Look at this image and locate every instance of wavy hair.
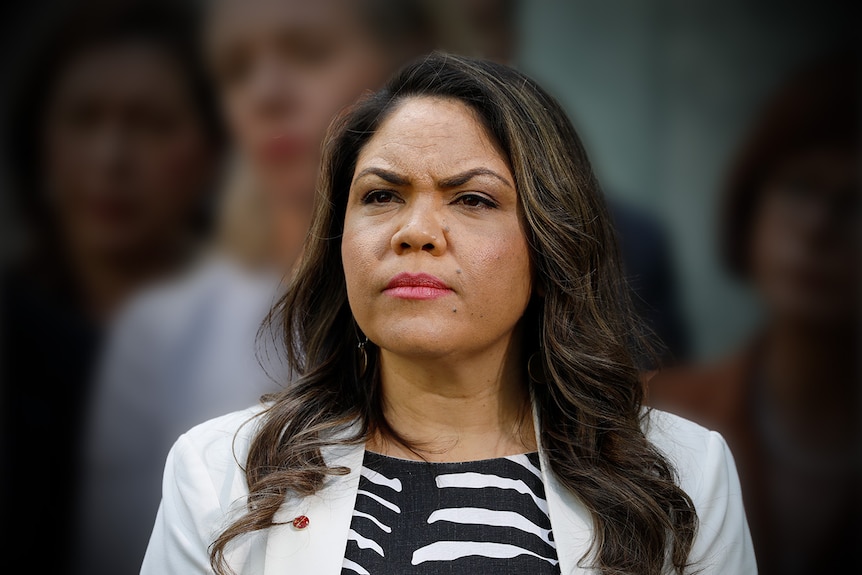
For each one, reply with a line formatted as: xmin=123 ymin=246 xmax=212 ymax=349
xmin=211 ymin=52 xmax=697 ymax=574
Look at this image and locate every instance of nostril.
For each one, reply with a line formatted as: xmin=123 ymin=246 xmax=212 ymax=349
xmin=422 ymin=243 xmax=434 ymax=251
xmin=400 ymin=242 xmax=411 ymax=249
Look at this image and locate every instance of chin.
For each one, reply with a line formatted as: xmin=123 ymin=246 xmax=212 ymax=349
xmin=372 ymin=326 xmax=462 ymax=359
xmin=377 ymin=337 xmax=456 ymax=359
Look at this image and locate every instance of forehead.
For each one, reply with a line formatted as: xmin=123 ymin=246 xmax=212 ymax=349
xmin=52 ymin=42 xmax=187 ymax=104
xmin=207 ymin=0 xmax=357 ymax=44
xmin=355 ymin=97 xmax=509 ymax=175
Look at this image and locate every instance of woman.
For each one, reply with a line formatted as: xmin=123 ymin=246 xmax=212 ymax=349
xmin=1 ymin=1 xmax=221 ymax=572
xmin=647 ymin=50 xmax=859 ymax=575
xmin=142 ymin=53 xmax=755 ymax=575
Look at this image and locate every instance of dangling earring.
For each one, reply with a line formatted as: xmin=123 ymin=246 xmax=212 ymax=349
xmin=527 ymin=333 xmax=546 ymax=384
xmin=527 ymin=352 xmax=544 ymax=384
xmin=357 ymin=336 xmax=369 ymax=377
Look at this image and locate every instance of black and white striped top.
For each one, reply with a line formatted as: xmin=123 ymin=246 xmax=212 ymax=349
xmin=341 ymin=451 xmax=560 ymax=575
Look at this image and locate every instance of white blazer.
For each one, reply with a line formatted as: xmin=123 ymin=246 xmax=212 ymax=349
xmin=141 ymin=405 xmax=757 ymax=574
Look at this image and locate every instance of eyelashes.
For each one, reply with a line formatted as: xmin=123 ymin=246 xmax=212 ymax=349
xmin=455 ymin=194 xmax=498 ymax=209
xmin=360 ymin=190 xmax=499 ymax=209
xmin=361 ymin=190 xmax=398 ymax=204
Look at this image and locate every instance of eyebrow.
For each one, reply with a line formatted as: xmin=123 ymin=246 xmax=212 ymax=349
xmin=353 ymin=167 xmax=410 ymax=187
xmin=438 ymin=168 xmax=514 ymax=189
xmin=352 ymin=167 xmax=514 ymax=189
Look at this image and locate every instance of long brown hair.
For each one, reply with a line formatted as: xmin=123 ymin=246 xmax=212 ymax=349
xmin=211 ymin=52 xmax=698 ymax=575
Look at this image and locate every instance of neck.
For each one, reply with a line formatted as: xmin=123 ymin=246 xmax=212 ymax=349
xmin=369 ymin=344 xmax=535 ymax=462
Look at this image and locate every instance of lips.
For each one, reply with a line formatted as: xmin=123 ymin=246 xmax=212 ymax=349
xmin=383 ymin=272 xmax=453 ymax=300
xmin=257 ymin=134 xmax=311 ymax=163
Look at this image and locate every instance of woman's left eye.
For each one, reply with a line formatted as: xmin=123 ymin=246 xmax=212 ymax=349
xmin=454 ymin=193 xmax=497 ymax=209
xmin=362 ymin=190 xmax=399 ymax=204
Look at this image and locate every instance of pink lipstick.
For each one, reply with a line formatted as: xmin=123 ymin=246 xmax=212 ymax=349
xmin=383 ymin=273 xmax=452 ymax=300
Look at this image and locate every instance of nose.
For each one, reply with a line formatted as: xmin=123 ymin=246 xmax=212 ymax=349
xmin=248 ymin=56 xmax=299 ymax=121
xmin=391 ymin=198 xmax=448 ymax=255
xmin=88 ymin=122 xmax=133 ymax=186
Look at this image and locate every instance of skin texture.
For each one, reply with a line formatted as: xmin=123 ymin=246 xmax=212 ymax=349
xmin=44 ymin=41 xmax=212 ymax=263
xmin=206 ymin=0 xmax=394 ymax=267
xmin=341 ymin=97 xmax=534 ymax=460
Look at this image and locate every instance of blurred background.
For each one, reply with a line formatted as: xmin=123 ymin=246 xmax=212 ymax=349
xmin=2 ymin=0 xmax=856 ymax=362
xmin=516 ymin=0 xmax=856 ymax=361
xmin=0 ymin=1 xmax=857 ymax=574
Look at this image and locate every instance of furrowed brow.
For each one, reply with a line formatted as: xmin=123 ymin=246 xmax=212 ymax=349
xmin=353 ymin=167 xmax=410 ymax=186
xmin=437 ymin=168 xmax=513 ymax=189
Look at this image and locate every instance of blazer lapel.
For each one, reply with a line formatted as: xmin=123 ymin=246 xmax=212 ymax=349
xmin=261 ymin=405 xmax=597 ymax=575
xmin=533 ymin=403 xmax=596 ymax=575
xmin=262 ymin=439 xmax=365 ymax=575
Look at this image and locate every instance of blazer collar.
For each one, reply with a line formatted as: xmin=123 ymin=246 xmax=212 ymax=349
xmin=533 ymin=402 xmax=596 ymax=574
xmin=262 ymin=406 xmax=596 ymax=575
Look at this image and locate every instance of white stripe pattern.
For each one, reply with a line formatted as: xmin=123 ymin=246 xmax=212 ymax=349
xmin=411 ymin=541 xmax=559 ymax=566
xmin=341 ymin=558 xmax=370 ymax=574
xmin=360 ymin=467 xmax=403 ymax=492
xmin=356 ymin=489 xmax=401 ymax=513
xmin=435 ymin=472 xmax=549 ymax=513
xmin=343 ymin=452 xmax=558 ymax=574
xmin=428 ymin=507 xmax=554 ymax=546
xmin=352 ymin=510 xmax=392 ymax=533
xmin=347 ymin=529 xmax=385 ymax=557
xmin=506 ymin=454 xmax=543 ymax=480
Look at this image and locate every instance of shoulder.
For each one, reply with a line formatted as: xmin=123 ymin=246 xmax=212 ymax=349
xmin=156 ymin=406 xmax=269 ymax=531
xmin=111 ymin=255 xmax=233 ymax=330
xmin=142 ymin=404 xmax=273 ymax=573
xmin=101 ymin=253 xmax=281 ymax=372
xmin=642 ymin=407 xmax=715 ymax=451
xmin=642 ymin=408 xmax=757 ymax=573
xmin=642 ymin=407 xmax=735 ymax=492
xmin=172 ymin=404 xmax=270 ymax=473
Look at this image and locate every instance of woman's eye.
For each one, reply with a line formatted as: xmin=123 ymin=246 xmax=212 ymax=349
xmin=455 ymin=194 xmax=497 ymax=208
xmin=362 ymin=190 xmax=398 ymax=204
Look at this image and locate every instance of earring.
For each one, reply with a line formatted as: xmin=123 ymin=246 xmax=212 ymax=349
xmin=527 ymin=352 xmax=544 ymax=384
xmin=357 ymin=337 xmax=369 ymax=377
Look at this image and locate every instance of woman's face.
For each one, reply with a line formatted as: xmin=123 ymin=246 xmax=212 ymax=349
xmin=207 ymin=0 xmax=393 ymax=209
xmin=43 ymin=41 xmax=213 ymax=259
xmin=342 ymin=97 xmax=533 ymax=360
xmin=749 ymin=146 xmax=860 ymax=324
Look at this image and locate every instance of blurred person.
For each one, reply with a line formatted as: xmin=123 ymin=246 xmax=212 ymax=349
xmin=0 ymin=0 xmax=223 ymax=572
xmin=142 ymin=52 xmax=754 ymax=575
xmin=647 ymin=50 xmax=860 ymax=575
xmin=75 ymin=1 xmax=485 ymax=573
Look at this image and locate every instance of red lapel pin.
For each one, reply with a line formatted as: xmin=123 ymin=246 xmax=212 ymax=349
xmin=292 ymin=515 xmax=310 ymax=529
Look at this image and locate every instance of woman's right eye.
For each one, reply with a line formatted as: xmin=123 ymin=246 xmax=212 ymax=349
xmin=362 ymin=190 xmax=398 ymax=204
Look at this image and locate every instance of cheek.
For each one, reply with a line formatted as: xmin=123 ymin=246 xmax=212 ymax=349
xmin=43 ymin=127 xmax=93 ymax=195
xmin=133 ymin=134 xmax=210 ymax=214
xmin=341 ymin=216 xmax=383 ymax=302
xmin=462 ymin=229 xmax=533 ymax=311
xmin=750 ymin=208 xmax=785 ymax=282
xmin=224 ymin=91 xmax=259 ymax=149
xmin=150 ymin=130 xmax=210 ymax=182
